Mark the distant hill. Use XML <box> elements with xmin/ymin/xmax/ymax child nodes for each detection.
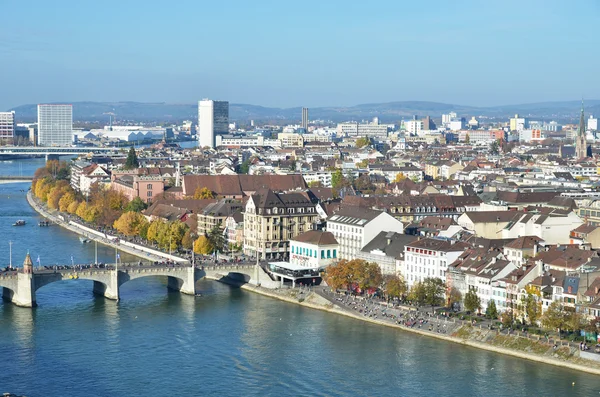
<box><xmin>9</xmin><ymin>100</ymin><xmax>600</xmax><ymax>124</ymax></box>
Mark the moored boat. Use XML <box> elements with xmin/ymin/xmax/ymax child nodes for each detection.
<box><xmin>13</xmin><ymin>220</ymin><xmax>26</xmax><ymax>226</ymax></box>
<box><xmin>79</xmin><ymin>236</ymin><xmax>91</xmax><ymax>243</ymax></box>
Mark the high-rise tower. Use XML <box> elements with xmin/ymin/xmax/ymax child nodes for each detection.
<box><xmin>198</xmin><ymin>100</ymin><xmax>229</xmax><ymax>148</ymax></box>
<box><xmin>301</xmin><ymin>107</ymin><xmax>308</xmax><ymax>130</ymax></box>
<box><xmin>575</xmin><ymin>100</ymin><xmax>591</xmax><ymax>159</ymax></box>
<box><xmin>37</xmin><ymin>104</ymin><xmax>73</xmax><ymax>146</ymax></box>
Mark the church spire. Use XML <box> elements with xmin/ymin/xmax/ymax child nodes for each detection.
<box><xmin>579</xmin><ymin>98</ymin><xmax>586</xmax><ymax>137</ymax></box>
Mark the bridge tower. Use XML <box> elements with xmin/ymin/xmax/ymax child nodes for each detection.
<box><xmin>13</xmin><ymin>253</ymin><xmax>36</xmax><ymax>307</ymax></box>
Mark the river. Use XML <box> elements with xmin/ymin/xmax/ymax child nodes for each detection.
<box><xmin>0</xmin><ymin>159</ymin><xmax>599</xmax><ymax>396</ymax></box>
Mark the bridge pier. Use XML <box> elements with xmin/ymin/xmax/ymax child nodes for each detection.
<box><xmin>92</xmin><ymin>270</ymin><xmax>119</xmax><ymax>300</ymax></box>
<box><xmin>7</xmin><ymin>273</ymin><xmax>37</xmax><ymax>308</ymax></box>
<box><xmin>166</xmin><ymin>266</ymin><xmax>196</xmax><ymax>295</ymax></box>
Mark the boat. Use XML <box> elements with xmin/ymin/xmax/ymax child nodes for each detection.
<box><xmin>79</xmin><ymin>236</ymin><xmax>91</xmax><ymax>244</ymax></box>
<box><xmin>38</xmin><ymin>220</ymin><xmax>51</xmax><ymax>227</ymax></box>
<box><xmin>13</xmin><ymin>220</ymin><xmax>26</xmax><ymax>226</ymax></box>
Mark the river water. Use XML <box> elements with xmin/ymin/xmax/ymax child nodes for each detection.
<box><xmin>0</xmin><ymin>159</ymin><xmax>599</xmax><ymax>396</ymax></box>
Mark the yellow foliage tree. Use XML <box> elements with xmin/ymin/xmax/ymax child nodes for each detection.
<box><xmin>146</xmin><ymin>219</ymin><xmax>164</xmax><ymax>243</ymax></box>
<box><xmin>394</xmin><ymin>173</ymin><xmax>406</xmax><ymax>182</ymax></box>
<box><xmin>83</xmin><ymin>205</ymin><xmax>101</xmax><ymax>223</ymax></box>
<box><xmin>75</xmin><ymin>201</ymin><xmax>89</xmax><ymax>219</ymax></box>
<box><xmin>59</xmin><ymin>192</ymin><xmax>75</xmax><ymax>212</ymax></box>
<box><xmin>193</xmin><ymin>235</ymin><xmax>214</xmax><ymax>254</ymax></box>
<box><xmin>67</xmin><ymin>200</ymin><xmax>80</xmax><ymax>214</ymax></box>
<box><xmin>113</xmin><ymin>211</ymin><xmax>149</xmax><ymax>236</ymax></box>
<box><xmin>194</xmin><ymin>187</ymin><xmax>214</xmax><ymax>199</ymax></box>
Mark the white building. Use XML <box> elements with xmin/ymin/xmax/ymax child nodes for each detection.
<box><xmin>37</xmin><ymin>104</ymin><xmax>73</xmax><ymax>146</ymax></box>
<box><xmin>198</xmin><ymin>99</ymin><xmax>229</xmax><ymax>148</ymax></box>
<box><xmin>337</xmin><ymin>122</ymin><xmax>388</xmax><ymax>138</ymax></box>
<box><xmin>501</xmin><ymin>212</ymin><xmax>583</xmax><ymax>244</ymax></box>
<box><xmin>327</xmin><ymin>206</ymin><xmax>404</xmax><ymax>260</ymax></box>
<box><xmin>449</xmin><ymin>119</ymin><xmax>465</xmax><ymax>131</ymax></box>
<box><xmin>404</xmin><ymin>119</ymin><xmax>423</xmax><ymax>135</ymax></box>
<box><xmin>589</xmin><ymin>115</ymin><xmax>598</xmax><ymax>131</ymax></box>
<box><xmin>0</xmin><ymin>111</ymin><xmax>15</xmax><ymax>141</ymax></box>
<box><xmin>403</xmin><ymin>238</ymin><xmax>468</xmax><ymax>287</ymax></box>
<box><xmin>289</xmin><ymin>230</ymin><xmax>339</xmax><ymax>269</ymax></box>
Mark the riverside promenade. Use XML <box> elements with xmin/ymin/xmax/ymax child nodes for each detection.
<box><xmin>26</xmin><ymin>191</ymin><xmax>187</xmax><ymax>264</ymax></box>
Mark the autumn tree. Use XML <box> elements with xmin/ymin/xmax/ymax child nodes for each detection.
<box><xmin>382</xmin><ymin>274</ymin><xmax>407</xmax><ymax>301</ymax></box>
<box><xmin>59</xmin><ymin>191</ymin><xmax>76</xmax><ymax>212</ymax></box>
<box><xmin>194</xmin><ymin>187</ymin><xmax>215</xmax><ymax>199</ymax></box>
<box><xmin>394</xmin><ymin>173</ymin><xmax>407</xmax><ymax>183</ymax></box>
<box><xmin>423</xmin><ymin>277</ymin><xmax>445</xmax><ymax>312</ymax></box>
<box><xmin>193</xmin><ymin>235</ymin><xmax>214</xmax><ymax>254</ymax></box>
<box><xmin>113</xmin><ymin>211</ymin><xmax>149</xmax><ymax>237</ymax></box>
<box><xmin>521</xmin><ymin>290</ymin><xmax>541</xmax><ymax>325</ymax></box>
<box><xmin>541</xmin><ymin>301</ymin><xmax>566</xmax><ymax>333</ymax></box>
<box><xmin>67</xmin><ymin>200</ymin><xmax>81</xmax><ymax>214</ymax></box>
<box><xmin>308</xmin><ymin>180</ymin><xmax>322</xmax><ymax>188</ymax></box>
<box><xmin>464</xmin><ymin>290</ymin><xmax>481</xmax><ymax>314</ymax></box>
<box><xmin>76</xmin><ymin>201</ymin><xmax>89</xmax><ymax>219</ymax></box>
<box><xmin>354</xmin><ymin>261</ymin><xmax>382</xmax><ymax>293</ymax></box>
<box><xmin>181</xmin><ymin>229</ymin><xmax>195</xmax><ymax>250</ymax></box>
<box><xmin>501</xmin><ymin>309</ymin><xmax>515</xmax><ymax>329</ymax></box>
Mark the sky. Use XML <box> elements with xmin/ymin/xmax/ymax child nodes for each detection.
<box><xmin>1</xmin><ymin>0</ymin><xmax>599</xmax><ymax>111</ymax></box>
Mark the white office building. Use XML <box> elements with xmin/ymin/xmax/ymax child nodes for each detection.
<box><xmin>0</xmin><ymin>111</ymin><xmax>16</xmax><ymax>140</ymax></box>
<box><xmin>198</xmin><ymin>99</ymin><xmax>229</xmax><ymax>148</ymax></box>
<box><xmin>37</xmin><ymin>104</ymin><xmax>73</xmax><ymax>146</ymax></box>
<box><xmin>589</xmin><ymin>115</ymin><xmax>598</xmax><ymax>131</ymax></box>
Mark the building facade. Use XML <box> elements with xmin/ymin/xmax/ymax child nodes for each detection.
<box><xmin>198</xmin><ymin>99</ymin><xmax>229</xmax><ymax>148</ymax></box>
<box><xmin>0</xmin><ymin>111</ymin><xmax>16</xmax><ymax>141</ymax></box>
<box><xmin>302</xmin><ymin>107</ymin><xmax>309</xmax><ymax>130</ymax></box>
<box><xmin>37</xmin><ymin>104</ymin><xmax>73</xmax><ymax>146</ymax></box>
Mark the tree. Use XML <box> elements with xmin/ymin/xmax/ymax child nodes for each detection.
<box><xmin>181</xmin><ymin>229</ymin><xmax>195</xmax><ymax>250</ymax></box>
<box><xmin>331</xmin><ymin>168</ymin><xmax>345</xmax><ymax>190</ymax></box>
<box><xmin>354</xmin><ymin>261</ymin><xmax>382</xmax><ymax>294</ymax></box>
<box><xmin>113</xmin><ymin>211</ymin><xmax>149</xmax><ymax>236</ymax></box>
<box><xmin>541</xmin><ymin>301</ymin><xmax>566</xmax><ymax>333</ymax></box>
<box><xmin>383</xmin><ymin>274</ymin><xmax>407</xmax><ymax>301</ymax></box>
<box><xmin>465</xmin><ymin>133</ymin><xmax>470</xmax><ymax>144</ymax></box>
<box><xmin>75</xmin><ymin>201</ymin><xmax>89</xmax><ymax>219</ymax></box>
<box><xmin>394</xmin><ymin>173</ymin><xmax>407</xmax><ymax>183</ymax></box>
<box><xmin>59</xmin><ymin>191</ymin><xmax>76</xmax><ymax>212</ymax></box>
<box><xmin>356</xmin><ymin>137</ymin><xmax>371</xmax><ymax>148</ymax></box>
<box><xmin>565</xmin><ymin>311</ymin><xmax>584</xmax><ymax>333</ymax></box>
<box><xmin>67</xmin><ymin>200</ymin><xmax>80</xmax><ymax>214</ymax></box>
<box><xmin>124</xmin><ymin>147</ymin><xmax>140</xmax><ymax>169</ymax></box>
<box><xmin>490</xmin><ymin>139</ymin><xmax>500</xmax><ymax>155</ymax></box>
<box><xmin>193</xmin><ymin>235</ymin><xmax>214</xmax><ymax>255</ymax></box>
<box><xmin>501</xmin><ymin>310</ymin><xmax>515</xmax><ymax>329</ymax></box>
<box><xmin>423</xmin><ymin>277</ymin><xmax>445</xmax><ymax>312</ymax></box>
<box><xmin>353</xmin><ymin>174</ymin><xmax>375</xmax><ymax>194</ymax></box>
<box><xmin>308</xmin><ymin>180</ymin><xmax>323</xmax><ymax>188</ymax></box>
<box><xmin>464</xmin><ymin>290</ymin><xmax>481</xmax><ymax>314</ymax></box>
<box><xmin>207</xmin><ymin>224</ymin><xmax>226</xmax><ymax>253</ymax></box>
<box><xmin>194</xmin><ymin>187</ymin><xmax>214</xmax><ymax>199</ymax></box>
<box><xmin>238</xmin><ymin>159</ymin><xmax>251</xmax><ymax>174</ymax></box>
<box><xmin>146</xmin><ymin>219</ymin><xmax>164</xmax><ymax>242</ymax></box>
<box><xmin>521</xmin><ymin>288</ymin><xmax>542</xmax><ymax>325</ymax></box>
<box><xmin>408</xmin><ymin>281</ymin><xmax>427</xmax><ymax>306</ymax></box>
<box><xmin>124</xmin><ymin>197</ymin><xmax>148</xmax><ymax>213</ymax></box>
<box><xmin>485</xmin><ymin>300</ymin><xmax>499</xmax><ymax>320</ymax></box>
<box><xmin>447</xmin><ymin>286</ymin><xmax>462</xmax><ymax>310</ymax></box>
<box><xmin>357</xmin><ymin>159</ymin><xmax>369</xmax><ymax>168</ymax></box>
<box><xmin>167</xmin><ymin>220</ymin><xmax>188</xmax><ymax>251</ymax></box>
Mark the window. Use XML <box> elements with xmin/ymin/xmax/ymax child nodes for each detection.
<box><xmin>321</xmin><ymin>250</ymin><xmax>325</xmax><ymax>259</ymax></box>
<box><xmin>147</xmin><ymin>184</ymin><xmax>153</xmax><ymax>190</ymax></box>
<box><xmin>327</xmin><ymin>250</ymin><xmax>331</xmax><ymax>258</ymax></box>
<box><xmin>147</xmin><ymin>191</ymin><xmax>153</xmax><ymax>197</ymax></box>
<box><xmin>333</xmin><ymin>249</ymin><xmax>337</xmax><ymax>258</ymax></box>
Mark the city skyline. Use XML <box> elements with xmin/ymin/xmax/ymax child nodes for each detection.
<box><xmin>2</xmin><ymin>1</ymin><xmax>600</xmax><ymax>111</ymax></box>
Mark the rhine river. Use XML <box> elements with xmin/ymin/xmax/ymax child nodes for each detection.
<box><xmin>0</xmin><ymin>158</ymin><xmax>599</xmax><ymax>396</ymax></box>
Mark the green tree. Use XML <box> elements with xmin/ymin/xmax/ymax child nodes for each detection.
<box><xmin>408</xmin><ymin>281</ymin><xmax>427</xmax><ymax>306</ymax></box>
<box><xmin>354</xmin><ymin>261</ymin><xmax>383</xmax><ymax>294</ymax></box>
<box><xmin>490</xmin><ymin>139</ymin><xmax>500</xmax><ymax>155</ymax></box>
<box><xmin>207</xmin><ymin>224</ymin><xmax>226</xmax><ymax>253</ymax></box>
<box><xmin>308</xmin><ymin>180</ymin><xmax>323</xmax><ymax>188</ymax></box>
<box><xmin>124</xmin><ymin>147</ymin><xmax>140</xmax><ymax>169</ymax></box>
<box><xmin>541</xmin><ymin>301</ymin><xmax>566</xmax><ymax>333</ymax></box>
<box><xmin>423</xmin><ymin>277</ymin><xmax>445</xmax><ymax>312</ymax></box>
<box><xmin>464</xmin><ymin>290</ymin><xmax>481</xmax><ymax>314</ymax></box>
<box><xmin>501</xmin><ymin>310</ymin><xmax>514</xmax><ymax>329</ymax></box>
<box><xmin>238</xmin><ymin>159</ymin><xmax>251</xmax><ymax>174</ymax></box>
<box><xmin>124</xmin><ymin>197</ymin><xmax>148</xmax><ymax>212</ymax></box>
<box><xmin>522</xmin><ymin>292</ymin><xmax>541</xmax><ymax>325</ymax></box>
<box><xmin>465</xmin><ymin>133</ymin><xmax>470</xmax><ymax>144</ymax></box>
<box><xmin>356</xmin><ymin>136</ymin><xmax>371</xmax><ymax>148</ymax></box>
<box><xmin>485</xmin><ymin>300</ymin><xmax>499</xmax><ymax>319</ymax></box>
<box><xmin>383</xmin><ymin>274</ymin><xmax>408</xmax><ymax>301</ymax></box>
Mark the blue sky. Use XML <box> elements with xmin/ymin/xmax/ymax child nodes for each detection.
<box><xmin>1</xmin><ymin>0</ymin><xmax>599</xmax><ymax>110</ymax></box>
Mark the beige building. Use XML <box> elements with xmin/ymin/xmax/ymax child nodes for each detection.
<box><xmin>243</xmin><ymin>189</ymin><xmax>319</xmax><ymax>260</ymax></box>
<box><xmin>277</xmin><ymin>132</ymin><xmax>304</xmax><ymax>147</ymax></box>
<box><xmin>457</xmin><ymin>211</ymin><xmax>522</xmax><ymax>239</ymax></box>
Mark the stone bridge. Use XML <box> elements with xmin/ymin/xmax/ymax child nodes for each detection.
<box><xmin>0</xmin><ymin>263</ymin><xmax>274</xmax><ymax>307</ymax></box>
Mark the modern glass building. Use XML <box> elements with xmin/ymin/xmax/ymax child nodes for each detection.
<box><xmin>37</xmin><ymin>104</ymin><xmax>73</xmax><ymax>146</ymax></box>
<box><xmin>198</xmin><ymin>100</ymin><xmax>229</xmax><ymax>148</ymax></box>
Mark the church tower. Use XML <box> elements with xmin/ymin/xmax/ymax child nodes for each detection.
<box><xmin>575</xmin><ymin>100</ymin><xmax>591</xmax><ymax>158</ymax></box>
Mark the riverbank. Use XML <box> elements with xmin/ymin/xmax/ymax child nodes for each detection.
<box><xmin>26</xmin><ymin>191</ymin><xmax>185</xmax><ymax>264</ymax></box>
<box><xmin>240</xmin><ymin>284</ymin><xmax>600</xmax><ymax>376</ymax></box>
<box><xmin>25</xmin><ymin>191</ymin><xmax>600</xmax><ymax>376</ymax></box>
